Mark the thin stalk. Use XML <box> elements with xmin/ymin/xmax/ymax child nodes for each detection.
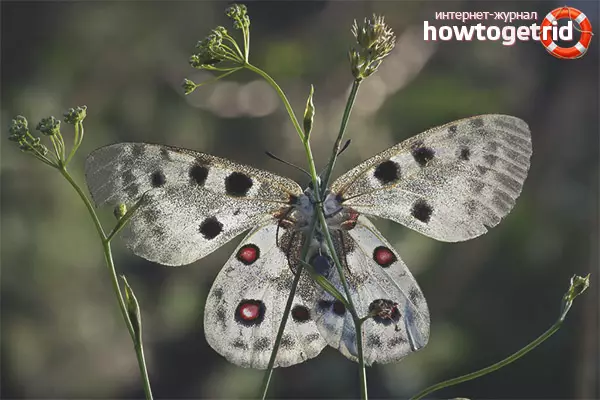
<box><xmin>248</xmin><ymin>63</ymin><xmax>366</xmax><ymax>399</ymax></box>
<box><xmin>65</xmin><ymin>122</ymin><xmax>83</xmax><ymax>166</ymax></box>
<box><xmin>320</xmin><ymin>79</ymin><xmax>361</xmax><ymax>191</ymax></box>
<box><xmin>311</xmin><ymin>76</ymin><xmax>367</xmax><ymax>399</ymax></box>
<box><xmin>316</xmin><ymin>206</ymin><xmax>367</xmax><ymax>400</ymax></box>
<box><xmin>260</xmin><ymin>216</ymin><xmax>319</xmax><ymax>400</ymax></box>
<box><xmin>194</xmin><ymin>68</ymin><xmax>242</xmax><ymax>90</ymax></box>
<box><xmin>244</xmin><ymin>63</ymin><xmax>305</xmax><ymax>142</ymax></box>
<box><xmin>249</xmin><ymin>64</ymin><xmax>322</xmax><ymax>400</ymax></box>
<box><xmin>410</xmin><ymin>287</ymin><xmax>585</xmax><ymax>400</ymax></box>
<box><xmin>59</xmin><ymin>167</ymin><xmax>154</xmax><ymax>400</ymax></box>
<box><xmin>222</xmin><ymin>34</ymin><xmax>244</xmax><ymax>60</ymax></box>
<box><xmin>245</xmin><ymin>63</ymin><xmax>368</xmax><ymax>399</ymax></box>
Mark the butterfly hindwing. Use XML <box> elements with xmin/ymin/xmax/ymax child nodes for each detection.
<box><xmin>314</xmin><ymin>216</ymin><xmax>429</xmax><ymax>365</ymax></box>
<box><xmin>204</xmin><ymin>222</ymin><xmax>327</xmax><ymax>369</ymax></box>
<box><xmin>331</xmin><ymin>115</ymin><xmax>532</xmax><ymax>242</ymax></box>
<box><xmin>85</xmin><ymin>143</ymin><xmax>302</xmax><ymax>265</ymax></box>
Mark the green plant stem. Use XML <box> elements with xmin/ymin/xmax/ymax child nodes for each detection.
<box><xmin>410</xmin><ymin>304</ymin><xmax>576</xmax><ymax>399</ymax></box>
<box><xmin>59</xmin><ymin>167</ymin><xmax>154</xmax><ymax>400</ymax></box>
<box><xmin>320</xmin><ymin>79</ymin><xmax>361</xmax><ymax>190</ymax></box>
<box><xmin>66</xmin><ymin>121</ymin><xmax>83</xmax><ymax>166</ymax></box>
<box><xmin>311</xmin><ymin>77</ymin><xmax>367</xmax><ymax>399</ymax></box>
<box><xmin>316</xmin><ymin>206</ymin><xmax>367</xmax><ymax>400</ymax></box>
<box><xmin>244</xmin><ymin>63</ymin><xmax>305</xmax><ymax>142</ymax></box>
<box><xmin>248</xmin><ymin>63</ymin><xmax>324</xmax><ymax>400</ymax></box>
<box><xmin>260</xmin><ymin>216</ymin><xmax>319</xmax><ymax>400</ymax></box>
<box><xmin>247</xmin><ymin>62</ymin><xmax>367</xmax><ymax>400</ymax></box>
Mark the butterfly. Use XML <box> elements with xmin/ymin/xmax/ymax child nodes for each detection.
<box><xmin>84</xmin><ymin>114</ymin><xmax>532</xmax><ymax>368</ymax></box>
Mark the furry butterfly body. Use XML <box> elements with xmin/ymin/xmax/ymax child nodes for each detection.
<box><xmin>85</xmin><ymin>114</ymin><xmax>531</xmax><ymax>368</ymax></box>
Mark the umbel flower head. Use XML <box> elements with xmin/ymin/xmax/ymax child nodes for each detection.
<box><xmin>8</xmin><ymin>116</ymin><xmax>49</xmax><ymax>155</ymax></box>
<box><xmin>349</xmin><ymin>15</ymin><xmax>396</xmax><ymax>80</ymax></box>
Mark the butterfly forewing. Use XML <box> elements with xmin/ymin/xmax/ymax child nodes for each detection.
<box><xmin>331</xmin><ymin>115</ymin><xmax>532</xmax><ymax>242</ymax></box>
<box><xmin>85</xmin><ymin>143</ymin><xmax>302</xmax><ymax>265</ymax></box>
<box><xmin>204</xmin><ymin>222</ymin><xmax>326</xmax><ymax>368</ymax></box>
<box><xmin>314</xmin><ymin>216</ymin><xmax>429</xmax><ymax>365</ymax></box>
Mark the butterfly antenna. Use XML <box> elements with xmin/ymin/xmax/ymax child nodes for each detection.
<box><xmin>315</xmin><ymin>139</ymin><xmax>352</xmax><ymax>185</ymax></box>
<box><xmin>265</xmin><ymin>151</ymin><xmax>311</xmax><ymax>178</ymax></box>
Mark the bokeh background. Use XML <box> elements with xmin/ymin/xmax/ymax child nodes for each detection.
<box><xmin>1</xmin><ymin>1</ymin><xmax>598</xmax><ymax>398</ymax></box>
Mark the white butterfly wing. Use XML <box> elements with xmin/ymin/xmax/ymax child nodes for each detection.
<box><xmin>331</xmin><ymin>115</ymin><xmax>532</xmax><ymax>242</ymax></box>
<box><xmin>314</xmin><ymin>216</ymin><xmax>429</xmax><ymax>365</ymax></box>
<box><xmin>204</xmin><ymin>222</ymin><xmax>327</xmax><ymax>368</ymax></box>
<box><xmin>85</xmin><ymin>143</ymin><xmax>302</xmax><ymax>265</ymax></box>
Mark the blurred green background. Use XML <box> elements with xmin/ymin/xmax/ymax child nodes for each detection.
<box><xmin>1</xmin><ymin>1</ymin><xmax>598</xmax><ymax>398</ymax></box>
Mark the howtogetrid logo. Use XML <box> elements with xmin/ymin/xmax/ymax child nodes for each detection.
<box><xmin>425</xmin><ymin>6</ymin><xmax>594</xmax><ymax>60</ymax></box>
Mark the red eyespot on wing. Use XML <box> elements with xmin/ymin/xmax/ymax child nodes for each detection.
<box><xmin>237</xmin><ymin>244</ymin><xmax>260</xmax><ymax>265</ymax></box>
<box><xmin>373</xmin><ymin>246</ymin><xmax>397</xmax><ymax>268</ymax></box>
<box><xmin>235</xmin><ymin>299</ymin><xmax>265</xmax><ymax>326</ymax></box>
<box><xmin>240</xmin><ymin>303</ymin><xmax>260</xmax><ymax>320</ymax></box>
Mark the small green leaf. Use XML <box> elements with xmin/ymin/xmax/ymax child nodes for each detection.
<box><xmin>303</xmin><ymin>85</ymin><xmax>315</xmax><ymax>140</ymax></box>
<box><xmin>300</xmin><ymin>259</ymin><xmax>349</xmax><ymax>308</ymax></box>
<box><xmin>121</xmin><ymin>275</ymin><xmax>142</xmax><ymax>345</ymax></box>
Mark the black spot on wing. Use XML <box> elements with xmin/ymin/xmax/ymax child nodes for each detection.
<box><xmin>367</xmin><ymin>335</ymin><xmax>383</xmax><ymax>348</ymax></box>
<box><xmin>447</xmin><ymin>124</ymin><xmax>458</xmax><ymax>137</ymax></box>
<box><xmin>305</xmin><ymin>333</ymin><xmax>320</xmax><ymax>343</ymax></box>
<box><xmin>199</xmin><ymin>216</ymin><xmax>223</xmax><ymax>239</ymax></box>
<box><xmin>281</xmin><ymin>334</ymin><xmax>296</xmax><ymax>349</ymax></box>
<box><xmin>470</xmin><ymin>117</ymin><xmax>485</xmax><ymax>128</ymax></box>
<box><xmin>459</xmin><ymin>147</ymin><xmax>471</xmax><ymax>161</ymax></box>
<box><xmin>159</xmin><ymin>147</ymin><xmax>173</xmax><ymax>161</ymax></box>
<box><xmin>232</xmin><ymin>338</ymin><xmax>249</xmax><ymax>350</ymax></box>
<box><xmin>388</xmin><ymin>335</ymin><xmax>407</xmax><ymax>348</ymax></box>
<box><xmin>317</xmin><ymin>300</ymin><xmax>332</xmax><ymax>311</ymax></box>
<box><xmin>150</xmin><ymin>170</ymin><xmax>166</xmax><ymax>187</ymax></box>
<box><xmin>122</xmin><ymin>170</ymin><xmax>140</xmax><ymax>198</ymax></box>
<box><xmin>291</xmin><ymin>305</ymin><xmax>311</xmax><ymax>322</ymax></box>
<box><xmin>254</xmin><ymin>337</ymin><xmax>271</xmax><ymax>351</ymax></box>
<box><xmin>483</xmin><ymin>154</ymin><xmax>499</xmax><ymax>166</ymax></box>
<box><xmin>333</xmin><ymin>300</ymin><xmax>346</xmax><ymax>316</ymax></box>
<box><xmin>411</xmin><ymin>142</ymin><xmax>435</xmax><ymax>166</ymax></box>
<box><xmin>189</xmin><ymin>164</ymin><xmax>209</xmax><ymax>186</ymax></box>
<box><xmin>215</xmin><ymin>307</ymin><xmax>227</xmax><ymax>328</ymax></box>
<box><xmin>409</xmin><ymin>287</ymin><xmax>422</xmax><ymax>304</ymax></box>
<box><xmin>374</xmin><ymin>160</ymin><xmax>400</xmax><ymax>185</ymax></box>
<box><xmin>411</xmin><ymin>199</ymin><xmax>433</xmax><ymax>223</ymax></box>
<box><xmin>152</xmin><ymin>226</ymin><xmax>166</xmax><ymax>239</ymax></box>
<box><xmin>212</xmin><ymin>287</ymin><xmax>224</xmax><ymax>300</ymax></box>
<box><xmin>226</xmin><ymin>172</ymin><xmax>253</xmax><ymax>196</ymax></box>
